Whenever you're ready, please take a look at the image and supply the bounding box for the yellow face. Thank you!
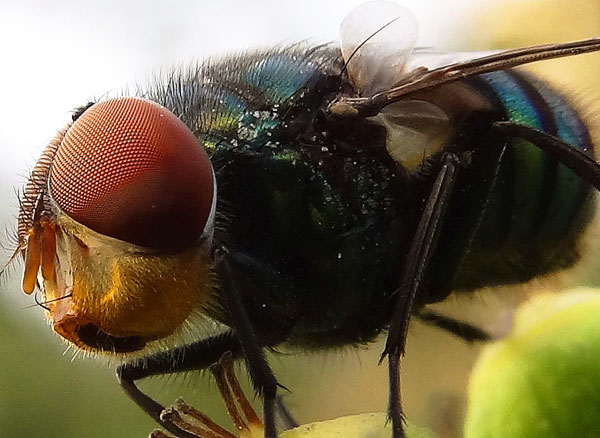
[32,212,215,355]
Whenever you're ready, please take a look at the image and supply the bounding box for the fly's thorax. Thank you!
[45,210,215,353]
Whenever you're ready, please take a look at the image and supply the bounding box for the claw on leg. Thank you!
[152,352,265,438]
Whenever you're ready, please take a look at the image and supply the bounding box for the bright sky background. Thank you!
[0,0,500,307]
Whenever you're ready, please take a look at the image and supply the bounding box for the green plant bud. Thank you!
[281,412,437,438]
[464,289,600,438]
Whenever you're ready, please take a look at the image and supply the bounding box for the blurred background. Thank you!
[0,0,599,437]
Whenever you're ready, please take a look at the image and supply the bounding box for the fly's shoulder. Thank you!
[144,45,345,156]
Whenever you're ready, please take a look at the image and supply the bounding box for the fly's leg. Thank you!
[421,122,600,346]
[150,352,264,438]
[118,248,285,438]
[416,311,492,343]
[381,122,600,437]
[117,331,244,438]
[275,396,299,430]
[493,121,600,190]
[117,330,281,438]
[153,397,238,438]
[213,248,280,438]
[382,153,461,438]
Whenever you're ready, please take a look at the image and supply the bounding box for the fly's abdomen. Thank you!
[453,70,596,290]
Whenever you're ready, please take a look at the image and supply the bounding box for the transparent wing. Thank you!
[407,48,502,71]
[339,1,500,96]
[340,0,418,96]
[339,2,456,168]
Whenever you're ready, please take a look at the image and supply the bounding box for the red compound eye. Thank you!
[49,97,214,249]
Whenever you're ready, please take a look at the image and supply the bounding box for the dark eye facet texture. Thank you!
[49,97,214,249]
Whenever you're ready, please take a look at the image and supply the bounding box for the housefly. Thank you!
[5,1,600,437]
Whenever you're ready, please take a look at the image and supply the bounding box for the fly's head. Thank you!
[13,97,217,355]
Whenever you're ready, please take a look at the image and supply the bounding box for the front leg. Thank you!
[213,247,280,438]
[151,352,265,438]
[117,331,244,438]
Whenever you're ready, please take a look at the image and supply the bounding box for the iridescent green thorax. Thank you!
[147,48,333,154]
[205,50,330,153]
[146,47,409,343]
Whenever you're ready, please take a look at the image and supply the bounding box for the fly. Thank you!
[4,1,600,437]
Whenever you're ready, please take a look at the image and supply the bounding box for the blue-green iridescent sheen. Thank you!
[450,70,594,291]
[199,54,320,152]
[530,80,592,241]
[481,71,550,241]
[245,55,318,102]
